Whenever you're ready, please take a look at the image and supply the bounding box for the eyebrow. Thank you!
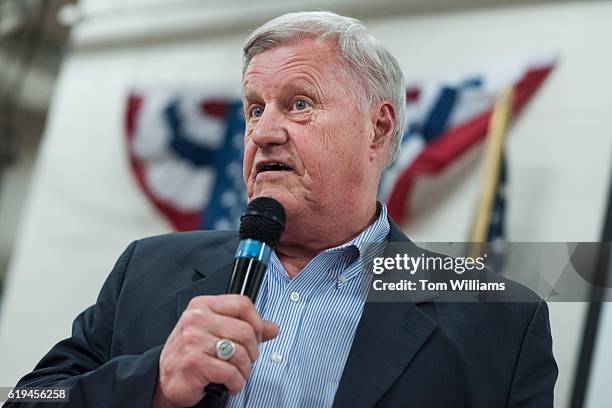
[242,78,322,102]
[287,80,320,98]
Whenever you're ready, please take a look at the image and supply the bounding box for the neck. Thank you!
[276,200,379,278]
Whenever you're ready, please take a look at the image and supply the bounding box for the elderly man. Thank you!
[9,11,557,408]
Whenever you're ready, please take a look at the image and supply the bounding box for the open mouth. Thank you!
[257,161,294,174]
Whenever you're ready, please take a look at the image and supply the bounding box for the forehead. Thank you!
[242,38,343,93]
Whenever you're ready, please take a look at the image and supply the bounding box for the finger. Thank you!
[262,321,280,342]
[206,314,259,362]
[226,343,252,380]
[181,301,259,356]
[201,333,252,380]
[201,354,246,395]
[198,295,265,341]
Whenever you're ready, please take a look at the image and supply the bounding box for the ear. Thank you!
[370,101,396,162]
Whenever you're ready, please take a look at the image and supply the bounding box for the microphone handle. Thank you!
[203,257,269,401]
[227,257,268,301]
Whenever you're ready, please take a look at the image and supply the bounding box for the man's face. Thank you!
[242,37,382,223]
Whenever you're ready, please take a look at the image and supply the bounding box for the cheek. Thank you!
[242,139,256,182]
[292,123,326,181]
[324,122,370,182]
[327,110,367,150]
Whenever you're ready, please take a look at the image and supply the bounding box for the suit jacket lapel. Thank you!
[333,219,438,408]
[175,236,237,320]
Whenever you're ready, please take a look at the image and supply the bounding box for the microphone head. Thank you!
[239,197,286,247]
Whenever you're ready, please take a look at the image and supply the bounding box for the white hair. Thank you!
[243,11,406,165]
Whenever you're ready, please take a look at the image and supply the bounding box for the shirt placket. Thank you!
[242,260,314,405]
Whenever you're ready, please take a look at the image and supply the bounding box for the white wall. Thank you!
[1,1,611,407]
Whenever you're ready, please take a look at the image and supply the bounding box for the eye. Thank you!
[293,98,310,111]
[249,105,264,118]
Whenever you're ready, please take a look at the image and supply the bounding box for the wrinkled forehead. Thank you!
[243,34,339,74]
[242,37,343,85]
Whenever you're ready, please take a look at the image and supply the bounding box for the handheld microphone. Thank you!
[204,197,286,402]
[227,196,286,300]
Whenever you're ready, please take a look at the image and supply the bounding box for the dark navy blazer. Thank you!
[7,219,557,407]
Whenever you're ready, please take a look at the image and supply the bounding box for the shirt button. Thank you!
[290,292,300,302]
[271,351,283,364]
[339,275,348,284]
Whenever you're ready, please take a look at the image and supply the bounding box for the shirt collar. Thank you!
[268,202,390,283]
[321,201,390,258]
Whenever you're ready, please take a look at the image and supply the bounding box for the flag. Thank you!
[379,53,556,226]
[125,87,247,231]
[485,152,507,272]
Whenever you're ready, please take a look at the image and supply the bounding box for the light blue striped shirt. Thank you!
[227,203,390,408]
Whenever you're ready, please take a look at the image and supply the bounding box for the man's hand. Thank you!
[153,295,279,408]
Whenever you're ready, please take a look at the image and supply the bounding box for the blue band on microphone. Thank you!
[235,239,272,264]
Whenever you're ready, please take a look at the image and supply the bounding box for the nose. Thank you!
[250,105,288,148]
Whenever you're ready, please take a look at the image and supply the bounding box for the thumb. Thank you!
[262,321,280,342]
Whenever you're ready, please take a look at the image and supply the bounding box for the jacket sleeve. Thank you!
[507,301,559,408]
[3,241,164,408]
